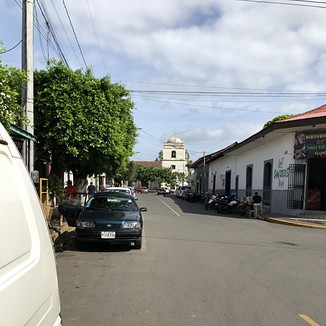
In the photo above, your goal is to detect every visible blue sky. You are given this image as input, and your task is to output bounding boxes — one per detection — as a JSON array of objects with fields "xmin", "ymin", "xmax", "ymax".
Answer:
[{"xmin": 1, "ymin": 0, "xmax": 326, "ymax": 162}]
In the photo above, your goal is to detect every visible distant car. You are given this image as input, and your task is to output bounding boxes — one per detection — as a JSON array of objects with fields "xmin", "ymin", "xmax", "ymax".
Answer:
[
  {"xmin": 183, "ymin": 188, "xmax": 194, "ymax": 201},
  {"xmin": 103, "ymin": 186, "xmax": 131, "ymax": 195},
  {"xmin": 157, "ymin": 186, "xmax": 170, "ymax": 195},
  {"xmin": 61, "ymin": 192, "xmax": 147, "ymax": 249},
  {"xmin": 103, "ymin": 186, "xmax": 138, "ymax": 200},
  {"xmin": 176, "ymin": 185, "xmax": 191, "ymax": 198},
  {"xmin": 135, "ymin": 186, "xmax": 148, "ymax": 194}
]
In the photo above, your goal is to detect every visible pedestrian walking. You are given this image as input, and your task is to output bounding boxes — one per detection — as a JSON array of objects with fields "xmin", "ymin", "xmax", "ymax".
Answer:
[
  {"xmin": 87, "ymin": 182, "xmax": 96, "ymax": 196},
  {"xmin": 252, "ymin": 192, "xmax": 262, "ymax": 219}
]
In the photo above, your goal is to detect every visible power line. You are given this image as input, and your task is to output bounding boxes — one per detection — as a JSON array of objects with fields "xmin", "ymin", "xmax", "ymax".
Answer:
[
  {"xmin": 238, "ymin": 0, "xmax": 326, "ymax": 9},
  {"xmin": 85, "ymin": 0, "xmax": 107, "ymax": 74},
  {"xmin": 0, "ymin": 40, "xmax": 21, "ymax": 53},
  {"xmin": 34, "ymin": 3, "xmax": 48, "ymax": 64},
  {"xmin": 49, "ymin": 0, "xmax": 83, "ymax": 68},
  {"xmin": 36, "ymin": 0, "xmax": 69, "ymax": 66},
  {"xmin": 131, "ymin": 89, "xmax": 326, "ymax": 98},
  {"xmin": 62, "ymin": 0, "xmax": 88, "ymax": 69},
  {"xmin": 132, "ymin": 95, "xmax": 299, "ymax": 114}
]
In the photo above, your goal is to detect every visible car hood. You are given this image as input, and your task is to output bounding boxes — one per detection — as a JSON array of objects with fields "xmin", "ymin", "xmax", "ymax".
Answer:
[{"xmin": 80, "ymin": 209, "xmax": 141, "ymax": 222}]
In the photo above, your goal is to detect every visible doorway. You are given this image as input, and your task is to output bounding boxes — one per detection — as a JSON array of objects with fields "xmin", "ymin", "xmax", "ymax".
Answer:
[
  {"xmin": 225, "ymin": 170, "xmax": 231, "ymax": 196},
  {"xmin": 307, "ymin": 158, "xmax": 326, "ymax": 210}
]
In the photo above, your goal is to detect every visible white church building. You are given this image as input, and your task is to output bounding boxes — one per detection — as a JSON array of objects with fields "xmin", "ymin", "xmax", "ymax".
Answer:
[{"xmin": 162, "ymin": 133, "xmax": 188, "ymax": 177}]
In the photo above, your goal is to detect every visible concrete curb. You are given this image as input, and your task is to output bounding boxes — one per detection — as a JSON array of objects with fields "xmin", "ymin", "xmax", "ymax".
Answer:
[{"xmin": 263, "ymin": 216, "xmax": 326, "ymax": 229}]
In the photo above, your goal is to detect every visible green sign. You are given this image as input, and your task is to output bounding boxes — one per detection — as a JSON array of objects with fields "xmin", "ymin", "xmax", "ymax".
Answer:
[{"xmin": 294, "ymin": 132, "xmax": 326, "ymax": 159}]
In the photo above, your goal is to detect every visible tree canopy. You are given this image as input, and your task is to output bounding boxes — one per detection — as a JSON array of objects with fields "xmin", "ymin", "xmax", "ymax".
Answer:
[
  {"xmin": 133, "ymin": 163, "xmax": 178, "ymax": 187},
  {"xmin": 0, "ymin": 43, "xmax": 28, "ymax": 130},
  {"xmin": 34, "ymin": 61, "xmax": 138, "ymax": 181}
]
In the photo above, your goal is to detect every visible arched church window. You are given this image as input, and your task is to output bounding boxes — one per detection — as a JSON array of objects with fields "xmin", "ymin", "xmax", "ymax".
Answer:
[{"xmin": 171, "ymin": 150, "xmax": 176, "ymax": 158}]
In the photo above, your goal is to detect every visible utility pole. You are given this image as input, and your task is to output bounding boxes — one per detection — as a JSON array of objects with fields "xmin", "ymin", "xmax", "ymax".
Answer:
[{"xmin": 21, "ymin": 0, "xmax": 34, "ymax": 171}]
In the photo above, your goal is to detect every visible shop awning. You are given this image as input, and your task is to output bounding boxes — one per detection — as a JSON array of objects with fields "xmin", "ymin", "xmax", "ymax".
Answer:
[{"xmin": 9, "ymin": 124, "xmax": 37, "ymax": 142}]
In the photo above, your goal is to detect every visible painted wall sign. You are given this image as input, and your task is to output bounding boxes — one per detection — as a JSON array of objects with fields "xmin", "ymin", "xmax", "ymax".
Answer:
[
  {"xmin": 273, "ymin": 157, "xmax": 289, "ymax": 188},
  {"xmin": 294, "ymin": 132, "xmax": 326, "ymax": 159}
]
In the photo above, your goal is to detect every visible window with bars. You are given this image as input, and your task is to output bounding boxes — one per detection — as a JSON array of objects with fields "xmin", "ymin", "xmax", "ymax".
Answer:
[{"xmin": 287, "ymin": 164, "xmax": 305, "ymax": 209}]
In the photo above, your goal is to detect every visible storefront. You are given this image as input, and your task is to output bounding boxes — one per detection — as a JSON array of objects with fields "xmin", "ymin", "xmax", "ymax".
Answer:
[{"xmin": 294, "ymin": 131, "xmax": 326, "ymax": 211}]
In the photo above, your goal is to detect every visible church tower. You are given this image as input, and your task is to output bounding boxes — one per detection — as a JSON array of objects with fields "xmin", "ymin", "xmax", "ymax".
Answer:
[{"xmin": 162, "ymin": 133, "xmax": 188, "ymax": 177}]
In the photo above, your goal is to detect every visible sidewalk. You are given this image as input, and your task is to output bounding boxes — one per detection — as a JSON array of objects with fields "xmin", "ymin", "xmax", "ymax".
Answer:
[
  {"xmin": 48, "ymin": 207, "xmax": 75, "ymax": 252},
  {"xmin": 262, "ymin": 214, "xmax": 326, "ymax": 229}
]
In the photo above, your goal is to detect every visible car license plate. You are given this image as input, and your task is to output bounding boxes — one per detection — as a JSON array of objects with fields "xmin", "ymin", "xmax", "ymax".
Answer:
[{"xmin": 101, "ymin": 231, "xmax": 115, "ymax": 239}]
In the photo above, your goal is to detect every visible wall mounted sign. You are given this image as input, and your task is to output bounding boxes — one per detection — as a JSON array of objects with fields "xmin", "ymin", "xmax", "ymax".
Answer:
[{"xmin": 294, "ymin": 132, "xmax": 326, "ymax": 159}]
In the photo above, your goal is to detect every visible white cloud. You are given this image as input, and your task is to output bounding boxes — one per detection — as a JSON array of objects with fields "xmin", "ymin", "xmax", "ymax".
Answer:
[{"xmin": 1, "ymin": 0, "xmax": 326, "ymax": 161}]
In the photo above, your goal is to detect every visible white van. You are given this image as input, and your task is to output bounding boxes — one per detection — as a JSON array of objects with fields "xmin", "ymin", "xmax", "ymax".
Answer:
[{"xmin": 0, "ymin": 123, "xmax": 62, "ymax": 325}]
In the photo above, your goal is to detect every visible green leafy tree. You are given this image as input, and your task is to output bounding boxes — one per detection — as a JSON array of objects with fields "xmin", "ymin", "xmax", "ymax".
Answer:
[
  {"xmin": 0, "ymin": 42, "xmax": 28, "ymax": 130},
  {"xmin": 157, "ymin": 150, "xmax": 163, "ymax": 161},
  {"xmin": 135, "ymin": 163, "xmax": 177, "ymax": 186},
  {"xmin": 34, "ymin": 60, "xmax": 137, "ymax": 182},
  {"xmin": 263, "ymin": 114, "xmax": 296, "ymax": 129},
  {"xmin": 117, "ymin": 161, "xmax": 138, "ymax": 185}
]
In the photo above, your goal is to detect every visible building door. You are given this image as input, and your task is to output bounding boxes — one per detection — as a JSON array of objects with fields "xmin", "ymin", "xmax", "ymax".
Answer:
[
  {"xmin": 225, "ymin": 170, "xmax": 231, "ymax": 196},
  {"xmin": 263, "ymin": 160, "xmax": 273, "ymax": 206},
  {"xmin": 307, "ymin": 159, "xmax": 326, "ymax": 210},
  {"xmin": 246, "ymin": 165, "xmax": 253, "ymax": 196},
  {"xmin": 235, "ymin": 175, "xmax": 239, "ymax": 196}
]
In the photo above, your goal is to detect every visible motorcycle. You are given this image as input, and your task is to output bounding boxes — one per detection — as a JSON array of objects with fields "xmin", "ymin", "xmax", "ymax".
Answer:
[
  {"xmin": 237, "ymin": 197, "xmax": 254, "ymax": 216},
  {"xmin": 217, "ymin": 194, "xmax": 240, "ymax": 214},
  {"xmin": 205, "ymin": 194, "xmax": 218, "ymax": 210}
]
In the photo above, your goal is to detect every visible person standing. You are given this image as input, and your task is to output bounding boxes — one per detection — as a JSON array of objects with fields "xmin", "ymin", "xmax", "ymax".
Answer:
[
  {"xmin": 252, "ymin": 192, "xmax": 262, "ymax": 219},
  {"xmin": 64, "ymin": 180, "xmax": 77, "ymax": 198},
  {"xmin": 87, "ymin": 182, "xmax": 96, "ymax": 197}
]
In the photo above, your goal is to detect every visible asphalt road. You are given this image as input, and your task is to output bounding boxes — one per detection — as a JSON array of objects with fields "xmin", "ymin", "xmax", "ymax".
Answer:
[{"xmin": 56, "ymin": 193, "xmax": 326, "ymax": 326}]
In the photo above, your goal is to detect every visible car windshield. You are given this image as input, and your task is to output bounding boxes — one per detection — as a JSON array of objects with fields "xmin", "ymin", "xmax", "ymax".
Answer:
[{"xmin": 85, "ymin": 196, "xmax": 137, "ymax": 211}]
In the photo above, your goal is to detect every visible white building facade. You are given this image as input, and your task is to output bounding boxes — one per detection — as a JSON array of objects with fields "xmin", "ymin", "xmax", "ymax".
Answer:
[{"xmin": 192, "ymin": 105, "xmax": 326, "ymax": 217}]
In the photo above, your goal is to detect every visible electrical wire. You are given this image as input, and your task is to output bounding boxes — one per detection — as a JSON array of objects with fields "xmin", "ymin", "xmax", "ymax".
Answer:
[
  {"xmin": 132, "ymin": 89, "xmax": 326, "ymax": 97},
  {"xmin": 36, "ymin": 0, "xmax": 69, "ymax": 66},
  {"xmin": 238, "ymin": 0, "xmax": 326, "ymax": 9},
  {"xmin": 85, "ymin": 0, "xmax": 107, "ymax": 74},
  {"xmin": 49, "ymin": 0, "xmax": 83, "ymax": 68},
  {"xmin": 34, "ymin": 5, "xmax": 47, "ymax": 63},
  {"xmin": 0, "ymin": 40, "xmax": 22, "ymax": 53},
  {"xmin": 62, "ymin": 0, "xmax": 88, "ymax": 69}
]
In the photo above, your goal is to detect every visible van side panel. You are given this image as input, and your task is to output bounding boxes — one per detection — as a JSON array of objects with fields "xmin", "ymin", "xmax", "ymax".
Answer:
[{"xmin": 0, "ymin": 124, "xmax": 61, "ymax": 326}]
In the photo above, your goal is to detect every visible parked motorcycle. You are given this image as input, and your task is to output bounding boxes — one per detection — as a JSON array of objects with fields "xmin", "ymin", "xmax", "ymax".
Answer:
[
  {"xmin": 217, "ymin": 194, "xmax": 240, "ymax": 214},
  {"xmin": 237, "ymin": 197, "xmax": 254, "ymax": 216},
  {"xmin": 205, "ymin": 194, "xmax": 218, "ymax": 210}
]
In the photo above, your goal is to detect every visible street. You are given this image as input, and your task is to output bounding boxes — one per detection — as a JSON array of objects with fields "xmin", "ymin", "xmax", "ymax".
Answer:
[{"xmin": 56, "ymin": 193, "xmax": 326, "ymax": 326}]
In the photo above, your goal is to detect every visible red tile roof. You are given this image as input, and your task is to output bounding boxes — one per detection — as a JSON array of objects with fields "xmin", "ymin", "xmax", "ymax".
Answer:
[
  {"xmin": 135, "ymin": 161, "xmax": 162, "ymax": 167},
  {"xmin": 277, "ymin": 104, "xmax": 326, "ymax": 122}
]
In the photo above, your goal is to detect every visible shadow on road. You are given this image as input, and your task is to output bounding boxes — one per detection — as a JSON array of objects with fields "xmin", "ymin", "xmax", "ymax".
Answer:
[{"xmin": 155, "ymin": 193, "xmax": 249, "ymax": 219}]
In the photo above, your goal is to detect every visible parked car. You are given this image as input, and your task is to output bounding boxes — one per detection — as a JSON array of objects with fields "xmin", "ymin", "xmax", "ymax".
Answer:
[
  {"xmin": 183, "ymin": 188, "xmax": 195, "ymax": 201},
  {"xmin": 176, "ymin": 185, "xmax": 192, "ymax": 198},
  {"xmin": 58, "ymin": 192, "xmax": 88, "ymax": 221},
  {"xmin": 135, "ymin": 186, "xmax": 148, "ymax": 194},
  {"xmin": 103, "ymin": 186, "xmax": 137, "ymax": 199},
  {"xmin": 61, "ymin": 192, "xmax": 147, "ymax": 249},
  {"xmin": 157, "ymin": 186, "xmax": 170, "ymax": 195}
]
